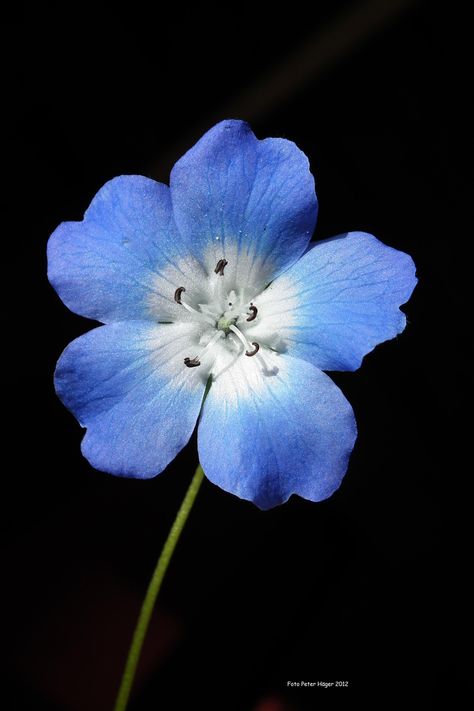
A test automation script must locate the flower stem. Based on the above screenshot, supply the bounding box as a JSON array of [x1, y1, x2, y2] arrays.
[[114, 463, 205, 711]]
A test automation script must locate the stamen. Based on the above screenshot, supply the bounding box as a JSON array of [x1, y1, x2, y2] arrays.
[[183, 331, 224, 369], [229, 324, 260, 358], [214, 259, 228, 276], [174, 289, 216, 326], [245, 342, 260, 357], [184, 357, 200, 368], [174, 286, 186, 304], [246, 305, 258, 322]]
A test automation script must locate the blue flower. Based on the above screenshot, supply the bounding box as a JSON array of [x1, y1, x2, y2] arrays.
[[48, 120, 417, 510]]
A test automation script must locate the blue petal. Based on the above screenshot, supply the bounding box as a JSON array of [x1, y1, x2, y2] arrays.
[[170, 120, 317, 288], [48, 176, 208, 323], [198, 352, 357, 509], [248, 232, 417, 371], [55, 321, 207, 477]]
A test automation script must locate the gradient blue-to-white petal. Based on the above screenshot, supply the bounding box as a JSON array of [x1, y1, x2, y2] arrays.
[[170, 120, 317, 290], [198, 351, 357, 509], [246, 232, 417, 372], [55, 321, 207, 477], [47, 176, 208, 323]]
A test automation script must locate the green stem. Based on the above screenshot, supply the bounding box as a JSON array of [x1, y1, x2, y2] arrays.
[[114, 463, 205, 711]]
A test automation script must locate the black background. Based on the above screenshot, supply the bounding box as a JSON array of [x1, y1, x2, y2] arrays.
[[3, 4, 468, 710]]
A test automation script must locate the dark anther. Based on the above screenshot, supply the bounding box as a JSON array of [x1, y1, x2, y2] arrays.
[[246, 305, 258, 322], [214, 259, 228, 276], [245, 342, 260, 357], [184, 356, 201, 368], [174, 286, 186, 304]]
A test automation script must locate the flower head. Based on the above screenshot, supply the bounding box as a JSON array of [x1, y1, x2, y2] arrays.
[[48, 120, 416, 509]]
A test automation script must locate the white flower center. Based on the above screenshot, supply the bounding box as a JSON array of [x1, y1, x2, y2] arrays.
[[174, 259, 268, 374]]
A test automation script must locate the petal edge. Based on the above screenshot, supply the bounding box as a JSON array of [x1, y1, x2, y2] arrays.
[[246, 232, 417, 372], [55, 321, 207, 477], [198, 351, 357, 509]]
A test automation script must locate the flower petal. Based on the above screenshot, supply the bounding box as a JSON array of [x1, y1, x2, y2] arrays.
[[55, 321, 207, 477], [198, 351, 356, 509], [247, 232, 417, 371], [170, 120, 317, 289], [48, 176, 208, 323]]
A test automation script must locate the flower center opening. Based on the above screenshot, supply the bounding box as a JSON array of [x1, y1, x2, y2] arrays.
[[216, 315, 237, 335], [174, 259, 263, 369]]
